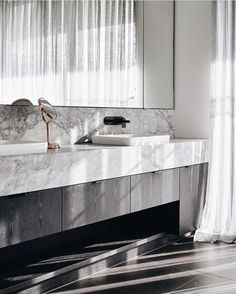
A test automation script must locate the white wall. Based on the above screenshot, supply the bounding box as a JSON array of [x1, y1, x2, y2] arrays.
[[174, 0, 212, 138]]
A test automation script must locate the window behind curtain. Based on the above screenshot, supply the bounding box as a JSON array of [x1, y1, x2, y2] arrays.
[[0, 0, 138, 107]]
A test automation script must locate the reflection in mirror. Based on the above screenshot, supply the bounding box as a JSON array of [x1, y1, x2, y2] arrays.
[[38, 98, 60, 150], [144, 1, 174, 109], [0, 0, 139, 107]]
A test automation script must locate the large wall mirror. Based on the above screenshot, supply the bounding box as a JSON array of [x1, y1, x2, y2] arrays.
[[0, 0, 174, 108]]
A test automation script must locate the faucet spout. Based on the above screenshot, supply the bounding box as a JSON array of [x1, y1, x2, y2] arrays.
[[104, 116, 130, 126]]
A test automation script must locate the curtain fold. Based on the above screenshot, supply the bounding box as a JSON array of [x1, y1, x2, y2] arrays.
[[0, 0, 137, 107], [195, 0, 236, 243]]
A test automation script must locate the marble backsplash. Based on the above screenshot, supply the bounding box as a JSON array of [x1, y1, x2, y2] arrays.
[[0, 105, 174, 145]]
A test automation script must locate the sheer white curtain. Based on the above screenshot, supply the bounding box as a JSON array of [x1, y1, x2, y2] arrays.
[[0, 0, 137, 107], [195, 0, 236, 243]]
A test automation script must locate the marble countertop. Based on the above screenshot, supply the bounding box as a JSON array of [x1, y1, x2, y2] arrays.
[[0, 138, 209, 197]]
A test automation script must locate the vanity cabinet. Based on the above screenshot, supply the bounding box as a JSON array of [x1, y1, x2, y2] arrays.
[[62, 177, 130, 230], [0, 189, 61, 248], [0, 196, 11, 248], [179, 164, 208, 235], [130, 169, 179, 212], [0, 163, 208, 248]]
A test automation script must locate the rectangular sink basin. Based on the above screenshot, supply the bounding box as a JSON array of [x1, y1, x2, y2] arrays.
[[0, 140, 48, 156], [91, 134, 170, 146]]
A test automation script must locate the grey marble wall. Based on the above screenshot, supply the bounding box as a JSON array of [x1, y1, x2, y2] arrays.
[[0, 105, 174, 145]]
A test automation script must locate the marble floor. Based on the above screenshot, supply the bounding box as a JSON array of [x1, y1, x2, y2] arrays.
[[51, 237, 236, 294]]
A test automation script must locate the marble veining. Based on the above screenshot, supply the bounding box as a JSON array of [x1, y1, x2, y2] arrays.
[[0, 139, 208, 197], [0, 105, 174, 145]]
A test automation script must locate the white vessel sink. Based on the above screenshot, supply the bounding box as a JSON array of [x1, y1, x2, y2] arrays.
[[0, 140, 48, 156], [91, 134, 170, 146]]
